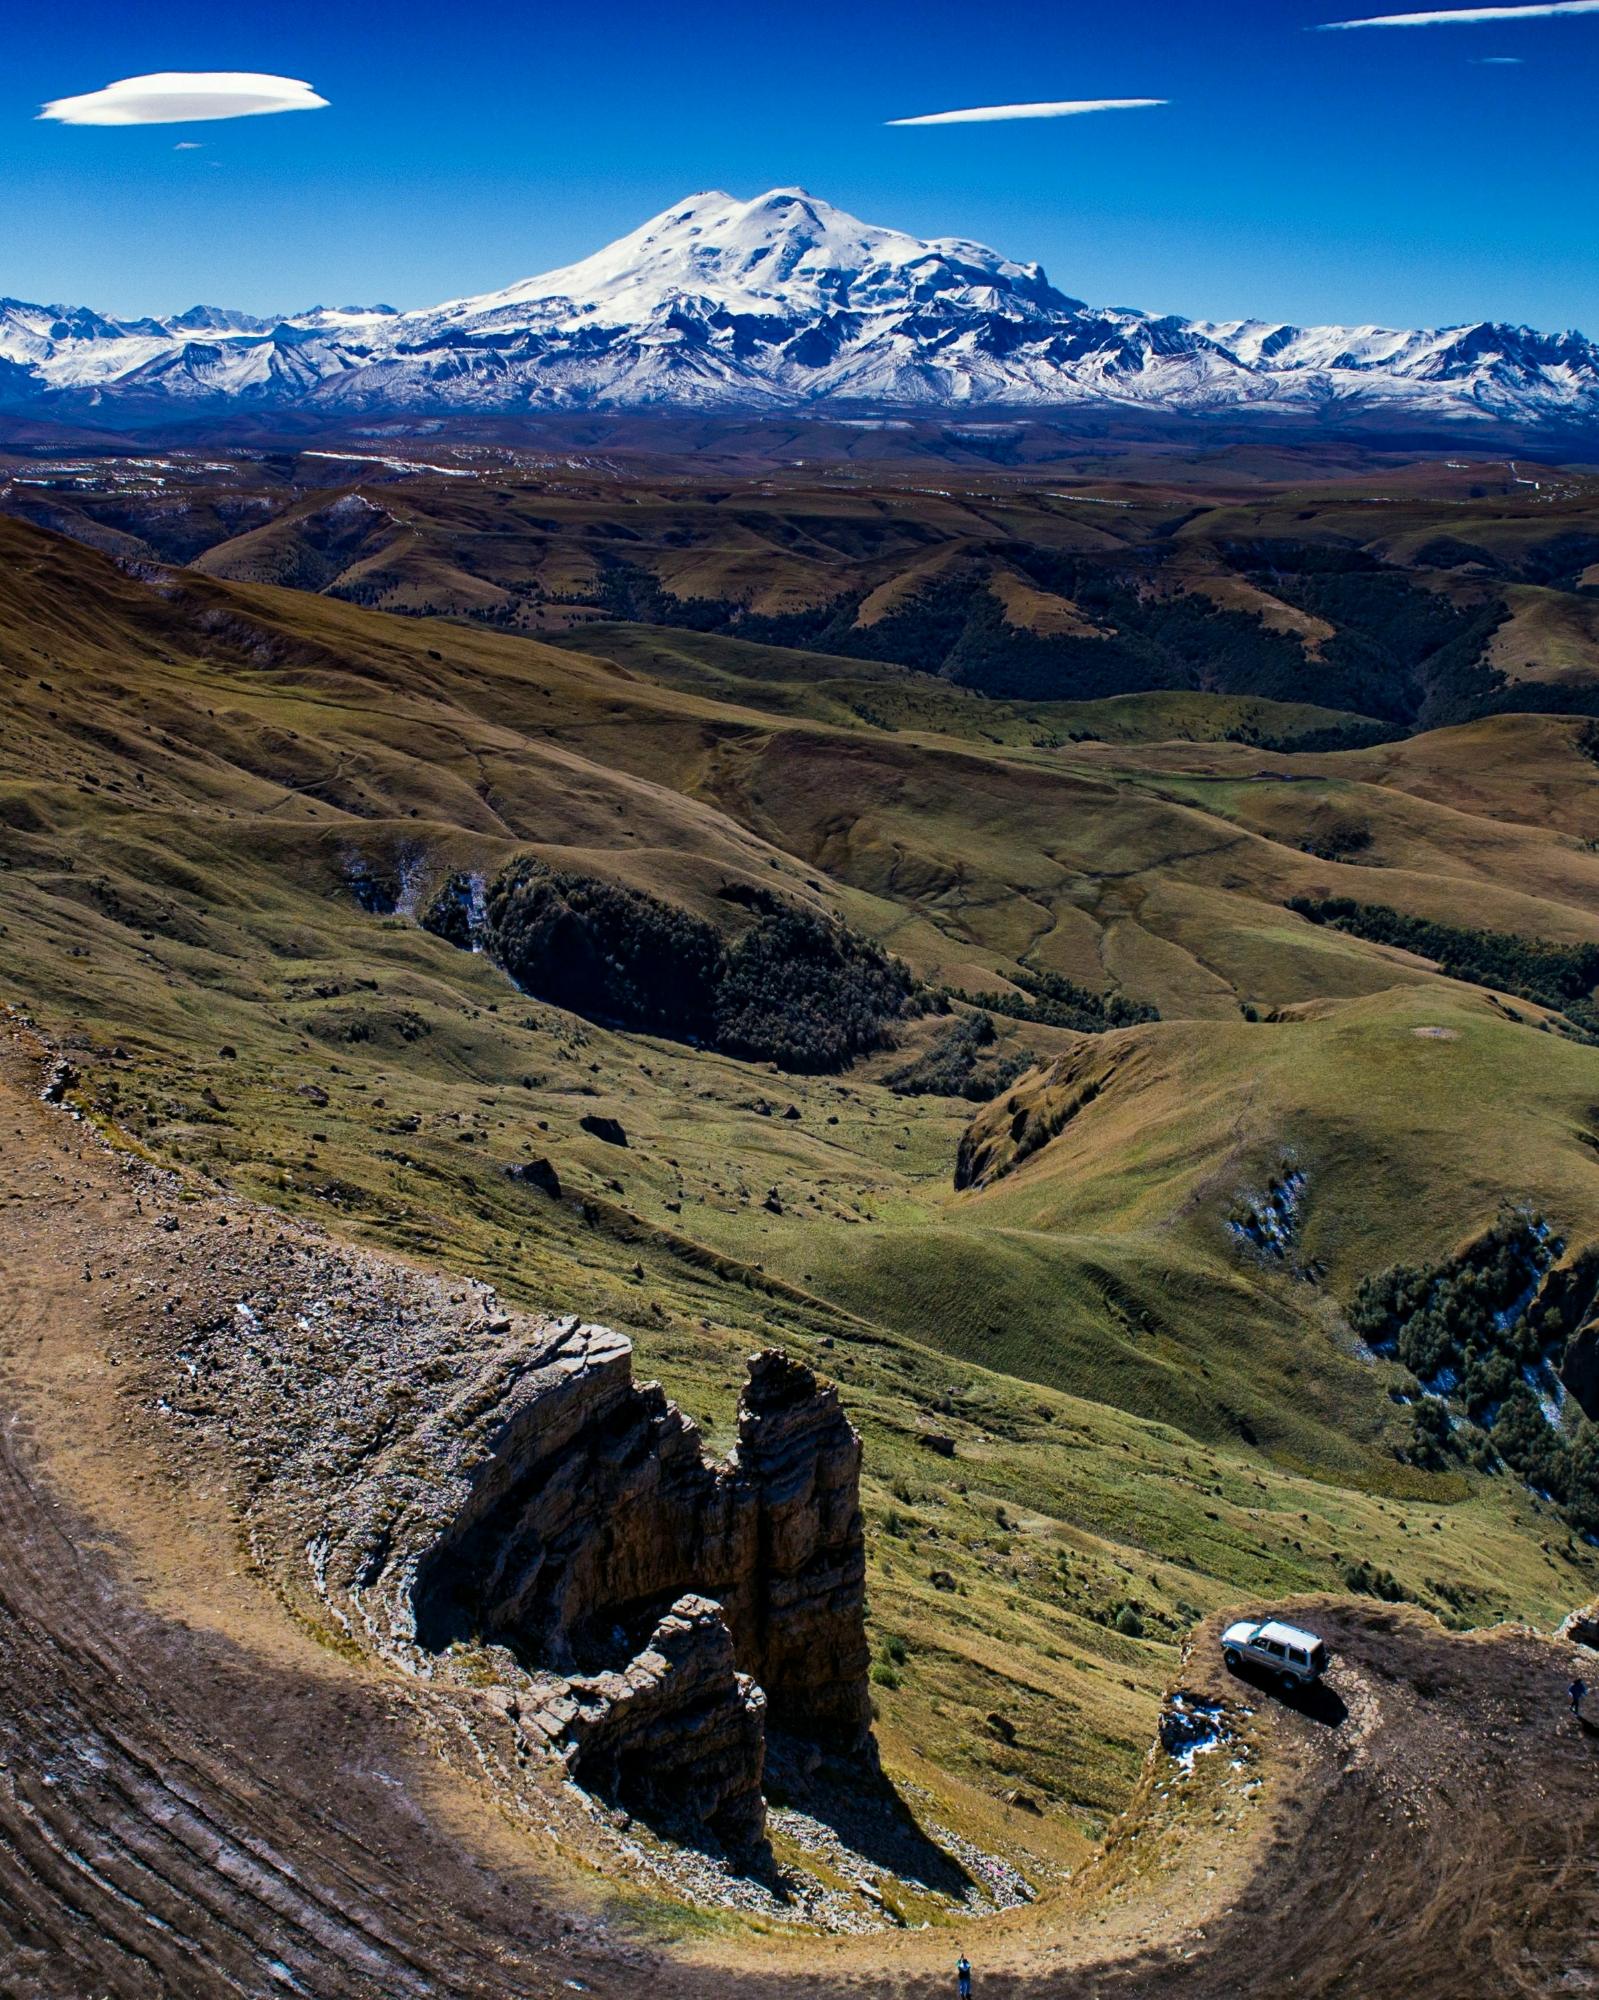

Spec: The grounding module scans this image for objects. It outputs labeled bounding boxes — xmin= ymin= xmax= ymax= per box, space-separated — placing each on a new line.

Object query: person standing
xmin=1571 ymin=1676 xmax=1588 ymax=1721
xmin=957 ymin=1956 xmax=973 ymax=2000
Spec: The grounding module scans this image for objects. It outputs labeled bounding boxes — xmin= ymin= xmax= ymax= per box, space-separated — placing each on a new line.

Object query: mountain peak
xmin=421 ymin=187 xmax=1063 ymax=329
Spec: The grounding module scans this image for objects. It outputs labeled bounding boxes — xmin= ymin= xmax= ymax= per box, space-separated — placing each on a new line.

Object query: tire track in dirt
xmin=0 ymin=1039 xmax=664 ymax=2000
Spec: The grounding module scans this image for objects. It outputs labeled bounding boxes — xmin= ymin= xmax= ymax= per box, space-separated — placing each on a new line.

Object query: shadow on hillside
xmin=1225 ymin=1661 xmax=1349 ymax=1729
xmin=579 ymin=1738 xmax=980 ymax=1905
xmin=760 ymin=1733 xmax=981 ymax=1901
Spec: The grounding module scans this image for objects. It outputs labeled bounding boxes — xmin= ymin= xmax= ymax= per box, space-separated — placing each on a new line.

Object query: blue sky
xmin=6 ymin=0 xmax=1599 ymax=330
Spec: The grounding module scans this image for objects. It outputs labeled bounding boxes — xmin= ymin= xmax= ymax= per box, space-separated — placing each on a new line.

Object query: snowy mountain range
xmin=5 ymin=187 xmax=1599 ymax=431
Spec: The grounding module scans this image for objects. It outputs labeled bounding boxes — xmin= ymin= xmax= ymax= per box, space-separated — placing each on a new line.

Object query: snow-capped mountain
xmin=5 ymin=188 xmax=1598 ymax=430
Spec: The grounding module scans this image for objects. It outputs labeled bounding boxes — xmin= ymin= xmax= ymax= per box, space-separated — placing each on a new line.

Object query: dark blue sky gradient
xmin=5 ymin=0 xmax=1597 ymax=330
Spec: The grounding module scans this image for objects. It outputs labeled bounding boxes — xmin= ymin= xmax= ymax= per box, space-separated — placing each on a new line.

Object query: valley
xmin=6 ymin=1030 xmax=1595 ymax=1997
xmin=4 ymin=441 xmax=1599 ymax=1992
xmin=13 ymin=441 xmax=1599 ymax=731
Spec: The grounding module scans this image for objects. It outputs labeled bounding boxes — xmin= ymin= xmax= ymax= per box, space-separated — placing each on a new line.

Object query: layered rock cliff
xmin=731 ymin=1349 xmax=871 ymax=1747
xmin=131 ymin=1212 xmax=871 ymax=1849
xmin=400 ymin=1335 xmax=872 ymax=1840
xmin=404 ymin=1332 xmax=870 ymax=1718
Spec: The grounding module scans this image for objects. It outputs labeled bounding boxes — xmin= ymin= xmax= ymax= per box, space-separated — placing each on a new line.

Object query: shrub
xmin=958 ymin=965 xmax=1159 ymax=1035
xmin=886 ymin=1012 xmax=1039 ymax=1100
xmin=1491 ymin=1384 xmax=1569 ymax=1498
xmin=1565 ymin=1425 xmax=1599 ymax=1535
xmin=1408 ymin=1397 xmax=1454 ymax=1467
xmin=1460 ymin=1349 xmax=1517 ymax=1418
xmin=486 ymin=859 xmax=721 ymax=1038
xmin=1349 ymin=1218 xmax=1599 ymax=1532
xmin=480 ymin=859 xmax=919 ymax=1073
xmin=1343 ymin=1560 xmax=1406 ymax=1602
xmin=1300 ymin=817 xmax=1373 ymax=862
xmin=421 ymin=871 xmax=482 ymax=951
xmin=1355 ymin=1219 xmax=1555 ymax=1383
xmin=887 ymin=1012 xmax=995 ymax=1097
xmin=714 ymin=906 xmax=917 ymax=1072
xmin=1286 ymin=896 xmax=1599 ymax=1023
xmin=1228 ymin=719 xmax=1403 ymax=754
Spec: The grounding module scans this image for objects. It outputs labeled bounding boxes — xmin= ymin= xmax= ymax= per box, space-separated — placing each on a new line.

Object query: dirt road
xmin=2 ymin=1029 xmax=1596 ymax=1998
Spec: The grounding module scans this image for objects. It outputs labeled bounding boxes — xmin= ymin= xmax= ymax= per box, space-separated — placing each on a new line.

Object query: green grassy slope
xmin=5 ymin=513 xmax=1599 ymax=1885
xmin=815 ymin=986 xmax=1599 ymax=1440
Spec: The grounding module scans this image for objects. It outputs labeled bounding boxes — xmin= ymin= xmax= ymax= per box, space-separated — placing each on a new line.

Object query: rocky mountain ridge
xmin=6 ymin=187 xmax=1599 ymax=430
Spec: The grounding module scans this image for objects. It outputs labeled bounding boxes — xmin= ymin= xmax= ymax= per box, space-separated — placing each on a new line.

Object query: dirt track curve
xmin=2 ymin=1026 xmax=1597 ymax=2000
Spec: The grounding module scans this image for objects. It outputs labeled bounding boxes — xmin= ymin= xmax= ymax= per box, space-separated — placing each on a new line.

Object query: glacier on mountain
xmin=4 ymin=187 xmax=1596 ymax=430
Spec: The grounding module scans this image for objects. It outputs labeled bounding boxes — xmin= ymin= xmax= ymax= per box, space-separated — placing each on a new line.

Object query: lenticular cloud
xmin=40 ymin=72 xmax=329 ymax=126
xmin=887 ymin=98 xmax=1166 ymax=126
xmin=1320 ymin=1 xmax=1599 ymax=24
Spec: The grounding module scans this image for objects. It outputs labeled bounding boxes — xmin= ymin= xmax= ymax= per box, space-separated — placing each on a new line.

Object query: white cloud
xmin=1319 ymin=1 xmax=1599 ymax=27
xmin=887 ymin=97 xmax=1166 ymax=126
xmin=173 ymin=141 xmax=205 ymax=150
xmin=40 ymin=71 xmax=328 ymax=126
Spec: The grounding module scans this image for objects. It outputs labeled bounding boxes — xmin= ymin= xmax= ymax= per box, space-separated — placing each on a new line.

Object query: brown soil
xmin=3 ymin=1023 xmax=1597 ymax=1999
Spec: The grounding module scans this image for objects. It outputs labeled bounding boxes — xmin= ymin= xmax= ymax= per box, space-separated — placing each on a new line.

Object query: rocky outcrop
xmin=730 ymin=1349 xmax=871 ymax=1748
xmin=549 ymin=1596 xmax=768 ymax=1848
xmin=1561 ymin=1600 xmax=1599 ymax=1651
xmin=505 ymin=1156 xmax=561 ymax=1198
xmin=406 ymin=1321 xmax=709 ymax=1666
xmin=401 ymin=1336 xmax=871 ymax=1843
xmin=1560 ymin=1321 xmax=1599 ymax=1423
xmin=402 ymin=1335 xmax=873 ymax=1829
xmin=123 ymin=1178 xmax=871 ymax=1850
xmin=39 ymin=1057 xmax=77 ymax=1104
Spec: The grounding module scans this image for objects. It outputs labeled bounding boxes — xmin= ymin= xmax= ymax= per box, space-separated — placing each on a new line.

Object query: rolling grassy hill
xmin=13 ymin=449 xmax=1599 ymax=728
xmin=5 ymin=506 xmax=1599 ymax=1896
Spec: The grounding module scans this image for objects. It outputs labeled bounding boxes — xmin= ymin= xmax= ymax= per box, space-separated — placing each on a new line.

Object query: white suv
xmin=1221 ymin=1618 xmax=1329 ymax=1692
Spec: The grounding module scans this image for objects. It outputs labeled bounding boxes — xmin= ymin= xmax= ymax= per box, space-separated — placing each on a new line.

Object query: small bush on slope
xmin=885 ymin=1012 xmax=1039 ymax=1102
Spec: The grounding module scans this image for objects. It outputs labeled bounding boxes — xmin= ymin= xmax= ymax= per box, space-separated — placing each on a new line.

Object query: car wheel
xmin=1280 ymin=1670 xmax=1300 ymax=1695
xmin=1223 ymin=1647 xmax=1243 ymax=1672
